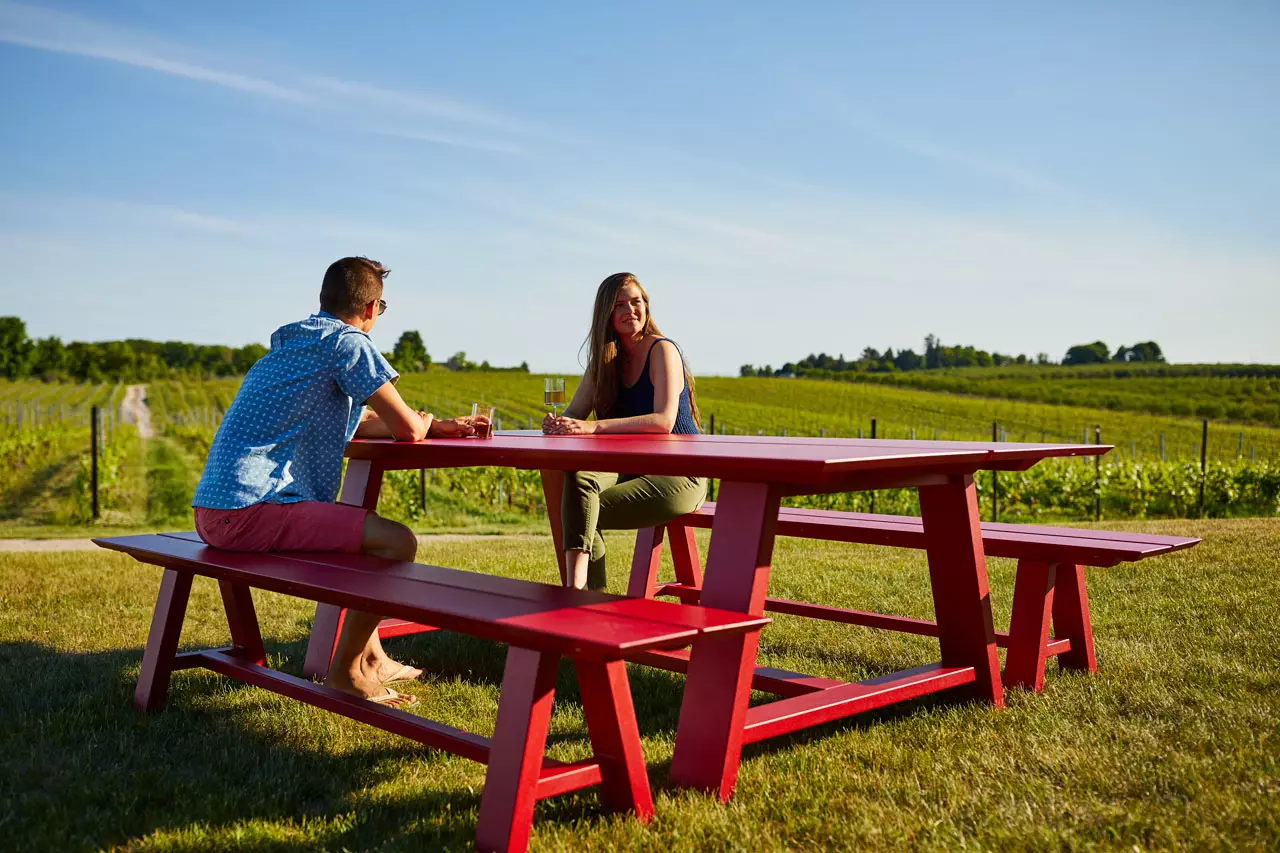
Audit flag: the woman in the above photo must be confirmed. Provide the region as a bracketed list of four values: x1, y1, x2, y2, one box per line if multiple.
[543, 272, 705, 590]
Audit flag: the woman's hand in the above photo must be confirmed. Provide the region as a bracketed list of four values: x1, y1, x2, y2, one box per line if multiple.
[544, 416, 597, 435]
[428, 417, 477, 438]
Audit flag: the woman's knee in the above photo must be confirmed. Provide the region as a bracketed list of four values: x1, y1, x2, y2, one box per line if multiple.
[566, 470, 605, 495]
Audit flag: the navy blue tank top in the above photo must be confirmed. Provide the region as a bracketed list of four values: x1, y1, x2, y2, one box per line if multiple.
[614, 338, 700, 435]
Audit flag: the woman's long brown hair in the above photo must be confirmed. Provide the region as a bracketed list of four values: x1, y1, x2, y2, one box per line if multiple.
[581, 272, 701, 428]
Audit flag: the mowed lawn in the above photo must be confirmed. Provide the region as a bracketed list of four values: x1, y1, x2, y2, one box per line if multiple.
[2, 520, 1277, 851]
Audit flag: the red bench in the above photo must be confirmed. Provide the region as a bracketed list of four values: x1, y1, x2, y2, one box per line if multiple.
[627, 505, 1199, 692]
[95, 531, 769, 853]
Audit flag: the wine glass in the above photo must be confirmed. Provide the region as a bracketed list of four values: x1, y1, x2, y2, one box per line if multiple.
[544, 377, 566, 421]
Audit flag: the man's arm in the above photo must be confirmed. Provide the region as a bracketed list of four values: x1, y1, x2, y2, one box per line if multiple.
[363, 381, 431, 442]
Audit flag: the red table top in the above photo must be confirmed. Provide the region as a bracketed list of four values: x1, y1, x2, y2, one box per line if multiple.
[346, 431, 1108, 488]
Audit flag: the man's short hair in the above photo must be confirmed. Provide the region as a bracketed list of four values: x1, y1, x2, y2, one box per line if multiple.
[319, 257, 390, 317]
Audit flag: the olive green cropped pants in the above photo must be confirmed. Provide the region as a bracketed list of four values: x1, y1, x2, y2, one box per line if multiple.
[561, 471, 707, 590]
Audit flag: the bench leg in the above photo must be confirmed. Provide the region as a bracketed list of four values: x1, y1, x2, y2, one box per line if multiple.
[575, 659, 654, 820]
[918, 475, 1003, 707]
[627, 526, 666, 598]
[302, 603, 345, 680]
[219, 580, 266, 666]
[135, 569, 193, 713]
[1053, 564, 1097, 674]
[669, 523, 704, 591]
[476, 647, 559, 853]
[1003, 561, 1056, 691]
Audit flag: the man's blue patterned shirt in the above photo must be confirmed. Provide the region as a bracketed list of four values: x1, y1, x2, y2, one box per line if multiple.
[193, 312, 397, 509]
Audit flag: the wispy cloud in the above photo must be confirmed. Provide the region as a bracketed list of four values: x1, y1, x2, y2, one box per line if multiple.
[844, 112, 1081, 198]
[794, 79, 1094, 202]
[0, 1, 311, 102]
[0, 0, 531, 154]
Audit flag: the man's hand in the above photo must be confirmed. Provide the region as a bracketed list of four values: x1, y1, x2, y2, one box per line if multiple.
[544, 416, 597, 435]
[428, 417, 478, 438]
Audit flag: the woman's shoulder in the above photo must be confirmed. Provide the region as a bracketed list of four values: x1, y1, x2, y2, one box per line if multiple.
[645, 336, 684, 369]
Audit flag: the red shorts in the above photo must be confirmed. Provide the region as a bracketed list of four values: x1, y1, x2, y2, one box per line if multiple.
[194, 501, 368, 553]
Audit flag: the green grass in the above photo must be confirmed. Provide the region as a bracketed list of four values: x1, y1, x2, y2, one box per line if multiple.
[2, 519, 1276, 850]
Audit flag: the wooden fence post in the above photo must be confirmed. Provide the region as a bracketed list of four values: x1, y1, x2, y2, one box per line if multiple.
[1198, 420, 1208, 517]
[991, 421, 999, 523]
[90, 405, 100, 521]
[1094, 425, 1102, 522]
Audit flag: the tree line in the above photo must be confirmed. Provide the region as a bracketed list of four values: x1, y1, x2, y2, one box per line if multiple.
[0, 318, 529, 383]
[740, 336, 1165, 378]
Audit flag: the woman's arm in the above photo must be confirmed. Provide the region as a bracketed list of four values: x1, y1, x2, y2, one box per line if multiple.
[542, 374, 593, 432]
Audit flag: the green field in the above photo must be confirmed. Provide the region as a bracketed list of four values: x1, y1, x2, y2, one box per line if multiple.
[2, 518, 1276, 850]
[838, 363, 1280, 427]
[2, 370, 1279, 534]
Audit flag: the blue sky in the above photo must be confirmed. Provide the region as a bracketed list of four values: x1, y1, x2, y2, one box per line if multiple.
[1, 1, 1277, 373]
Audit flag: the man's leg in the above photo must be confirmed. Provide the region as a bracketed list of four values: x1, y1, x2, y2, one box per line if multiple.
[324, 513, 419, 703]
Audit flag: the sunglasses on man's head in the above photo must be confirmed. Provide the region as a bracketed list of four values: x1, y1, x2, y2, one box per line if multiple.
[377, 299, 387, 315]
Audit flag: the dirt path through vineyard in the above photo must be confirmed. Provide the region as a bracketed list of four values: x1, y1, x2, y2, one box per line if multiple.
[119, 384, 153, 439]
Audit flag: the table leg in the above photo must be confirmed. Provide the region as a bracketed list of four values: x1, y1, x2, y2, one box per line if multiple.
[918, 475, 1003, 706]
[669, 480, 779, 801]
[539, 470, 568, 585]
[304, 459, 384, 680]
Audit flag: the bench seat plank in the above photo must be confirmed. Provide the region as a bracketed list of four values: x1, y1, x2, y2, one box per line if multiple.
[677, 503, 1199, 568]
[97, 534, 768, 656]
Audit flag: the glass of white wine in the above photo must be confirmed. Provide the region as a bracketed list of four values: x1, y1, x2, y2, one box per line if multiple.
[544, 377, 566, 420]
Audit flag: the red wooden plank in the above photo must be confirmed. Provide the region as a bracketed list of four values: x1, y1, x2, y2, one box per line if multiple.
[671, 504, 1199, 566]
[741, 663, 976, 744]
[625, 647, 846, 697]
[99, 535, 705, 655]
[534, 761, 605, 800]
[158, 534, 766, 637]
[103, 535, 767, 656]
[197, 650, 495, 762]
[153, 533, 769, 637]
[343, 433, 1059, 485]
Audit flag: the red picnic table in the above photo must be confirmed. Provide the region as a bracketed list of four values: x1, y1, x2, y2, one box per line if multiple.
[308, 430, 1107, 802]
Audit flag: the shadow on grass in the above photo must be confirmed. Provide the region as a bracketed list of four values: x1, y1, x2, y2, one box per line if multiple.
[0, 618, 988, 851]
[0, 639, 660, 852]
